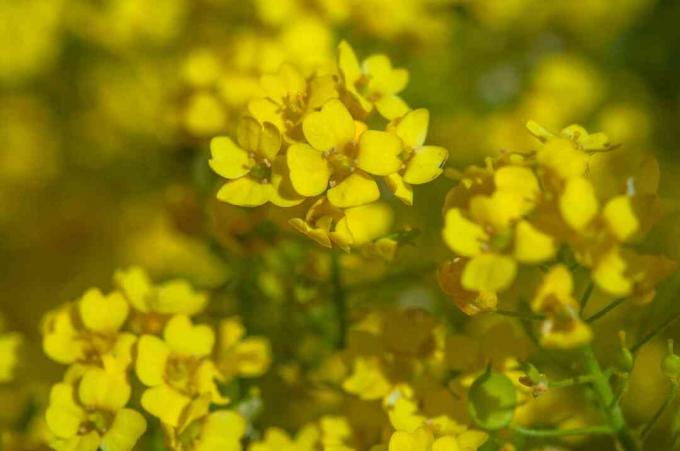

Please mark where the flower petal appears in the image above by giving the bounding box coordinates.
[78,289,129,333]
[164,315,215,357]
[395,109,429,149]
[135,335,170,387]
[462,254,517,293]
[209,137,251,180]
[100,409,147,451]
[442,209,488,257]
[327,172,380,208]
[403,146,447,185]
[216,177,272,207]
[140,385,190,427]
[287,143,331,196]
[357,130,402,176]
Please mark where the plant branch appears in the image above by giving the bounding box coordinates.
[641,382,679,441]
[549,374,596,388]
[585,298,626,323]
[580,280,594,315]
[330,250,347,348]
[512,425,612,437]
[495,309,545,321]
[631,312,680,354]
[580,345,638,451]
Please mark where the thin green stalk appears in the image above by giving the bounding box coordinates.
[580,281,594,315]
[632,312,680,354]
[330,250,347,348]
[495,309,545,321]
[585,298,626,323]
[641,382,679,441]
[581,345,638,451]
[512,425,612,437]
[549,374,596,388]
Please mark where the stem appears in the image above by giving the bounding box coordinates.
[512,425,612,437]
[631,312,680,354]
[585,298,626,323]
[581,345,638,451]
[495,309,545,321]
[580,281,594,315]
[549,374,596,388]
[640,382,679,441]
[330,250,347,348]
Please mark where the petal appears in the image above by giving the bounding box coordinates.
[342,357,392,401]
[513,220,556,264]
[100,409,147,451]
[493,166,539,210]
[135,335,170,387]
[375,95,410,120]
[537,138,588,179]
[140,385,190,427]
[327,172,380,208]
[195,411,246,451]
[260,63,305,104]
[303,99,355,151]
[164,315,215,357]
[389,429,433,451]
[338,40,362,85]
[156,280,208,315]
[78,367,131,411]
[113,267,153,313]
[236,117,280,160]
[385,173,413,206]
[559,177,599,231]
[290,218,332,248]
[247,98,284,130]
[403,146,448,185]
[593,249,632,297]
[344,203,393,245]
[287,143,331,196]
[46,383,84,438]
[396,109,429,149]
[442,209,488,257]
[363,55,408,94]
[216,177,272,207]
[269,155,305,207]
[602,195,638,241]
[357,130,402,176]
[209,137,251,180]
[78,289,129,333]
[462,254,517,293]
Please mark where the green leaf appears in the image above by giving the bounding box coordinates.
[468,366,517,431]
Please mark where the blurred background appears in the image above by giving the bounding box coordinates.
[2,0,680,448]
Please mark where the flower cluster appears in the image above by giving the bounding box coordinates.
[439,121,675,348]
[210,41,448,251]
[40,267,270,451]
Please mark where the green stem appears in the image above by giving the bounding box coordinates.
[631,312,680,354]
[512,425,612,437]
[330,250,347,348]
[585,298,626,323]
[579,281,594,315]
[549,374,596,388]
[581,345,638,451]
[641,382,679,441]
[495,309,545,321]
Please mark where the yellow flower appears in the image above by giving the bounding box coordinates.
[385,109,449,205]
[337,41,409,119]
[210,116,302,207]
[46,368,146,451]
[249,63,338,134]
[249,424,320,451]
[114,266,208,333]
[288,98,388,206]
[136,315,226,427]
[42,289,132,365]
[171,409,246,451]
[0,332,21,382]
[531,266,592,349]
[290,200,393,251]
[342,356,392,400]
[216,317,271,380]
[388,428,487,451]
